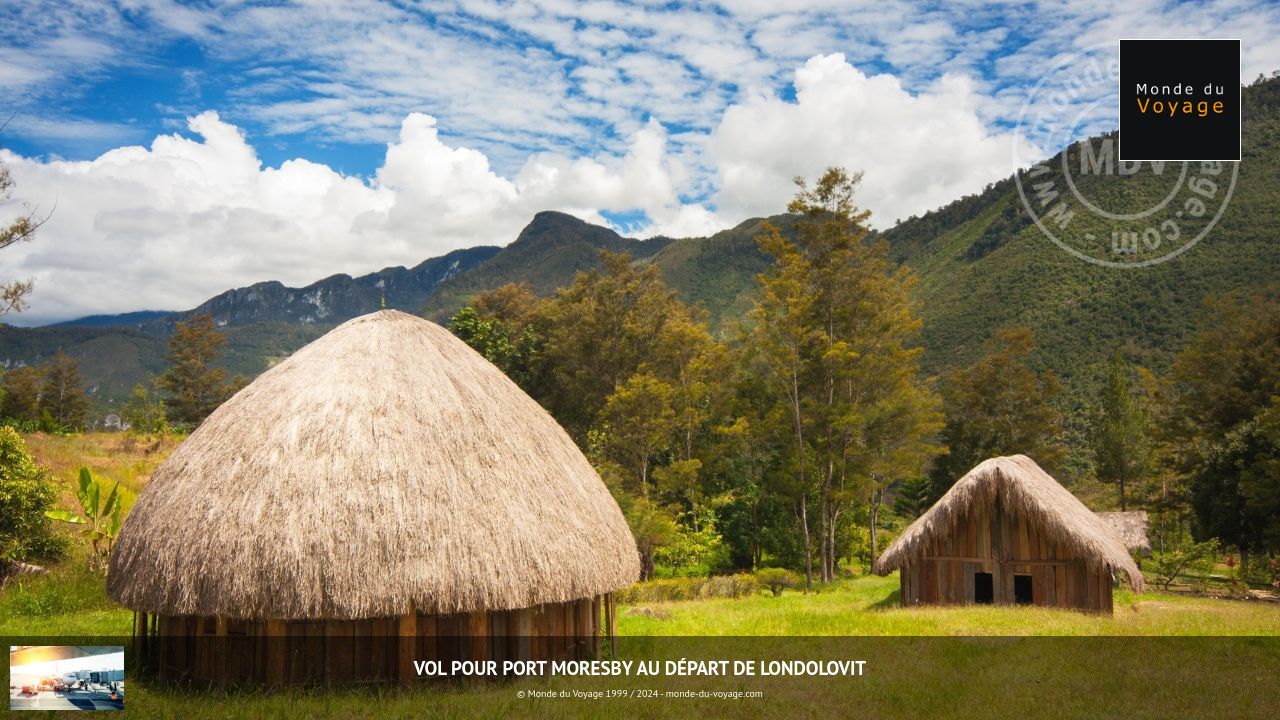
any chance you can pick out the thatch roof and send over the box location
[874,455,1143,591]
[108,310,640,620]
[1096,511,1152,556]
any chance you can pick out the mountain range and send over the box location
[4,76,1279,430]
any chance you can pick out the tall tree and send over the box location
[1168,290,1280,568]
[599,372,677,498]
[892,476,934,519]
[588,429,677,581]
[746,217,818,586]
[1090,351,1153,510]
[157,313,235,426]
[457,268,728,577]
[41,352,88,429]
[1,366,44,421]
[539,252,684,436]
[929,326,1066,500]
[121,382,169,435]
[649,308,728,530]
[748,168,942,585]
[449,282,544,389]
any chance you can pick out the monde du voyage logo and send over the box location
[1014,40,1241,268]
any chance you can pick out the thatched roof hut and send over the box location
[108,310,638,684]
[875,455,1141,612]
[1096,511,1152,556]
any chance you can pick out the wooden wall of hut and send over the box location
[896,504,1115,613]
[131,595,616,686]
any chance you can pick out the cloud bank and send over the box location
[0,51,1061,324]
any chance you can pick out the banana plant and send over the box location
[45,468,123,571]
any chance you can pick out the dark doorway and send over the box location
[974,572,994,604]
[1014,574,1033,604]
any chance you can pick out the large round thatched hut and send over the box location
[874,455,1141,613]
[108,310,640,685]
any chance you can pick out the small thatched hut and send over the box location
[1096,511,1152,556]
[108,310,640,685]
[874,455,1142,613]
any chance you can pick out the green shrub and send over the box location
[653,521,732,578]
[699,573,758,599]
[1153,539,1220,591]
[0,416,41,433]
[0,427,65,577]
[755,567,802,596]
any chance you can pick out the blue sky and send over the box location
[2,1,1278,324]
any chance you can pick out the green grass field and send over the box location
[5,571,1277,638]
[20,431,182,517]
[4,433,1278,718]
[4,565,1277,719]
[618,575,1280,636]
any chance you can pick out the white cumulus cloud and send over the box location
[709,54,1041,227]
[0,110,709,324]
[1,56,1063,325]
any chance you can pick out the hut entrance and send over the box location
[1014,574,1033,604]
[974,572,993,604]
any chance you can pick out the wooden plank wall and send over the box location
[143,595,605,687]
[898,505,1115,613]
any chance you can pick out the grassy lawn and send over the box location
[618,574,1280,636]
[4,432,1278,717]
[7,569,1277,639]
[4,571,1277,718]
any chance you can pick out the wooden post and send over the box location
[512,608,532,662]
[468,611,488,663]
[157,615,169,684]
[600,598,609,657]
[591,596,602,659]
[367,618,387,682]
[398,608,418,684]
[131,613,141,673]
[150,613,158,676]
[266,620,287,686]
[532,606,546,661]
[575,598,592,659]
[215,616,228,687]
[326,620,350,683]
[607,594,617,657]
[490,611,507,666]
[548,603,563,659]
[419,615,438,663]
[194,616,212,682]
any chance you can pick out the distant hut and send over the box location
[1096,511,1152,557]
[108,310,640,685]
[874,455,1142,613]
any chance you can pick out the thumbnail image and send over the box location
[8,646,124,711]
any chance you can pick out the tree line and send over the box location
[1,313,244,434]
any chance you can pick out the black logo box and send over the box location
[1119,39,1241,161]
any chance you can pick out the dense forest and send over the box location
[441,170,1279,587]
